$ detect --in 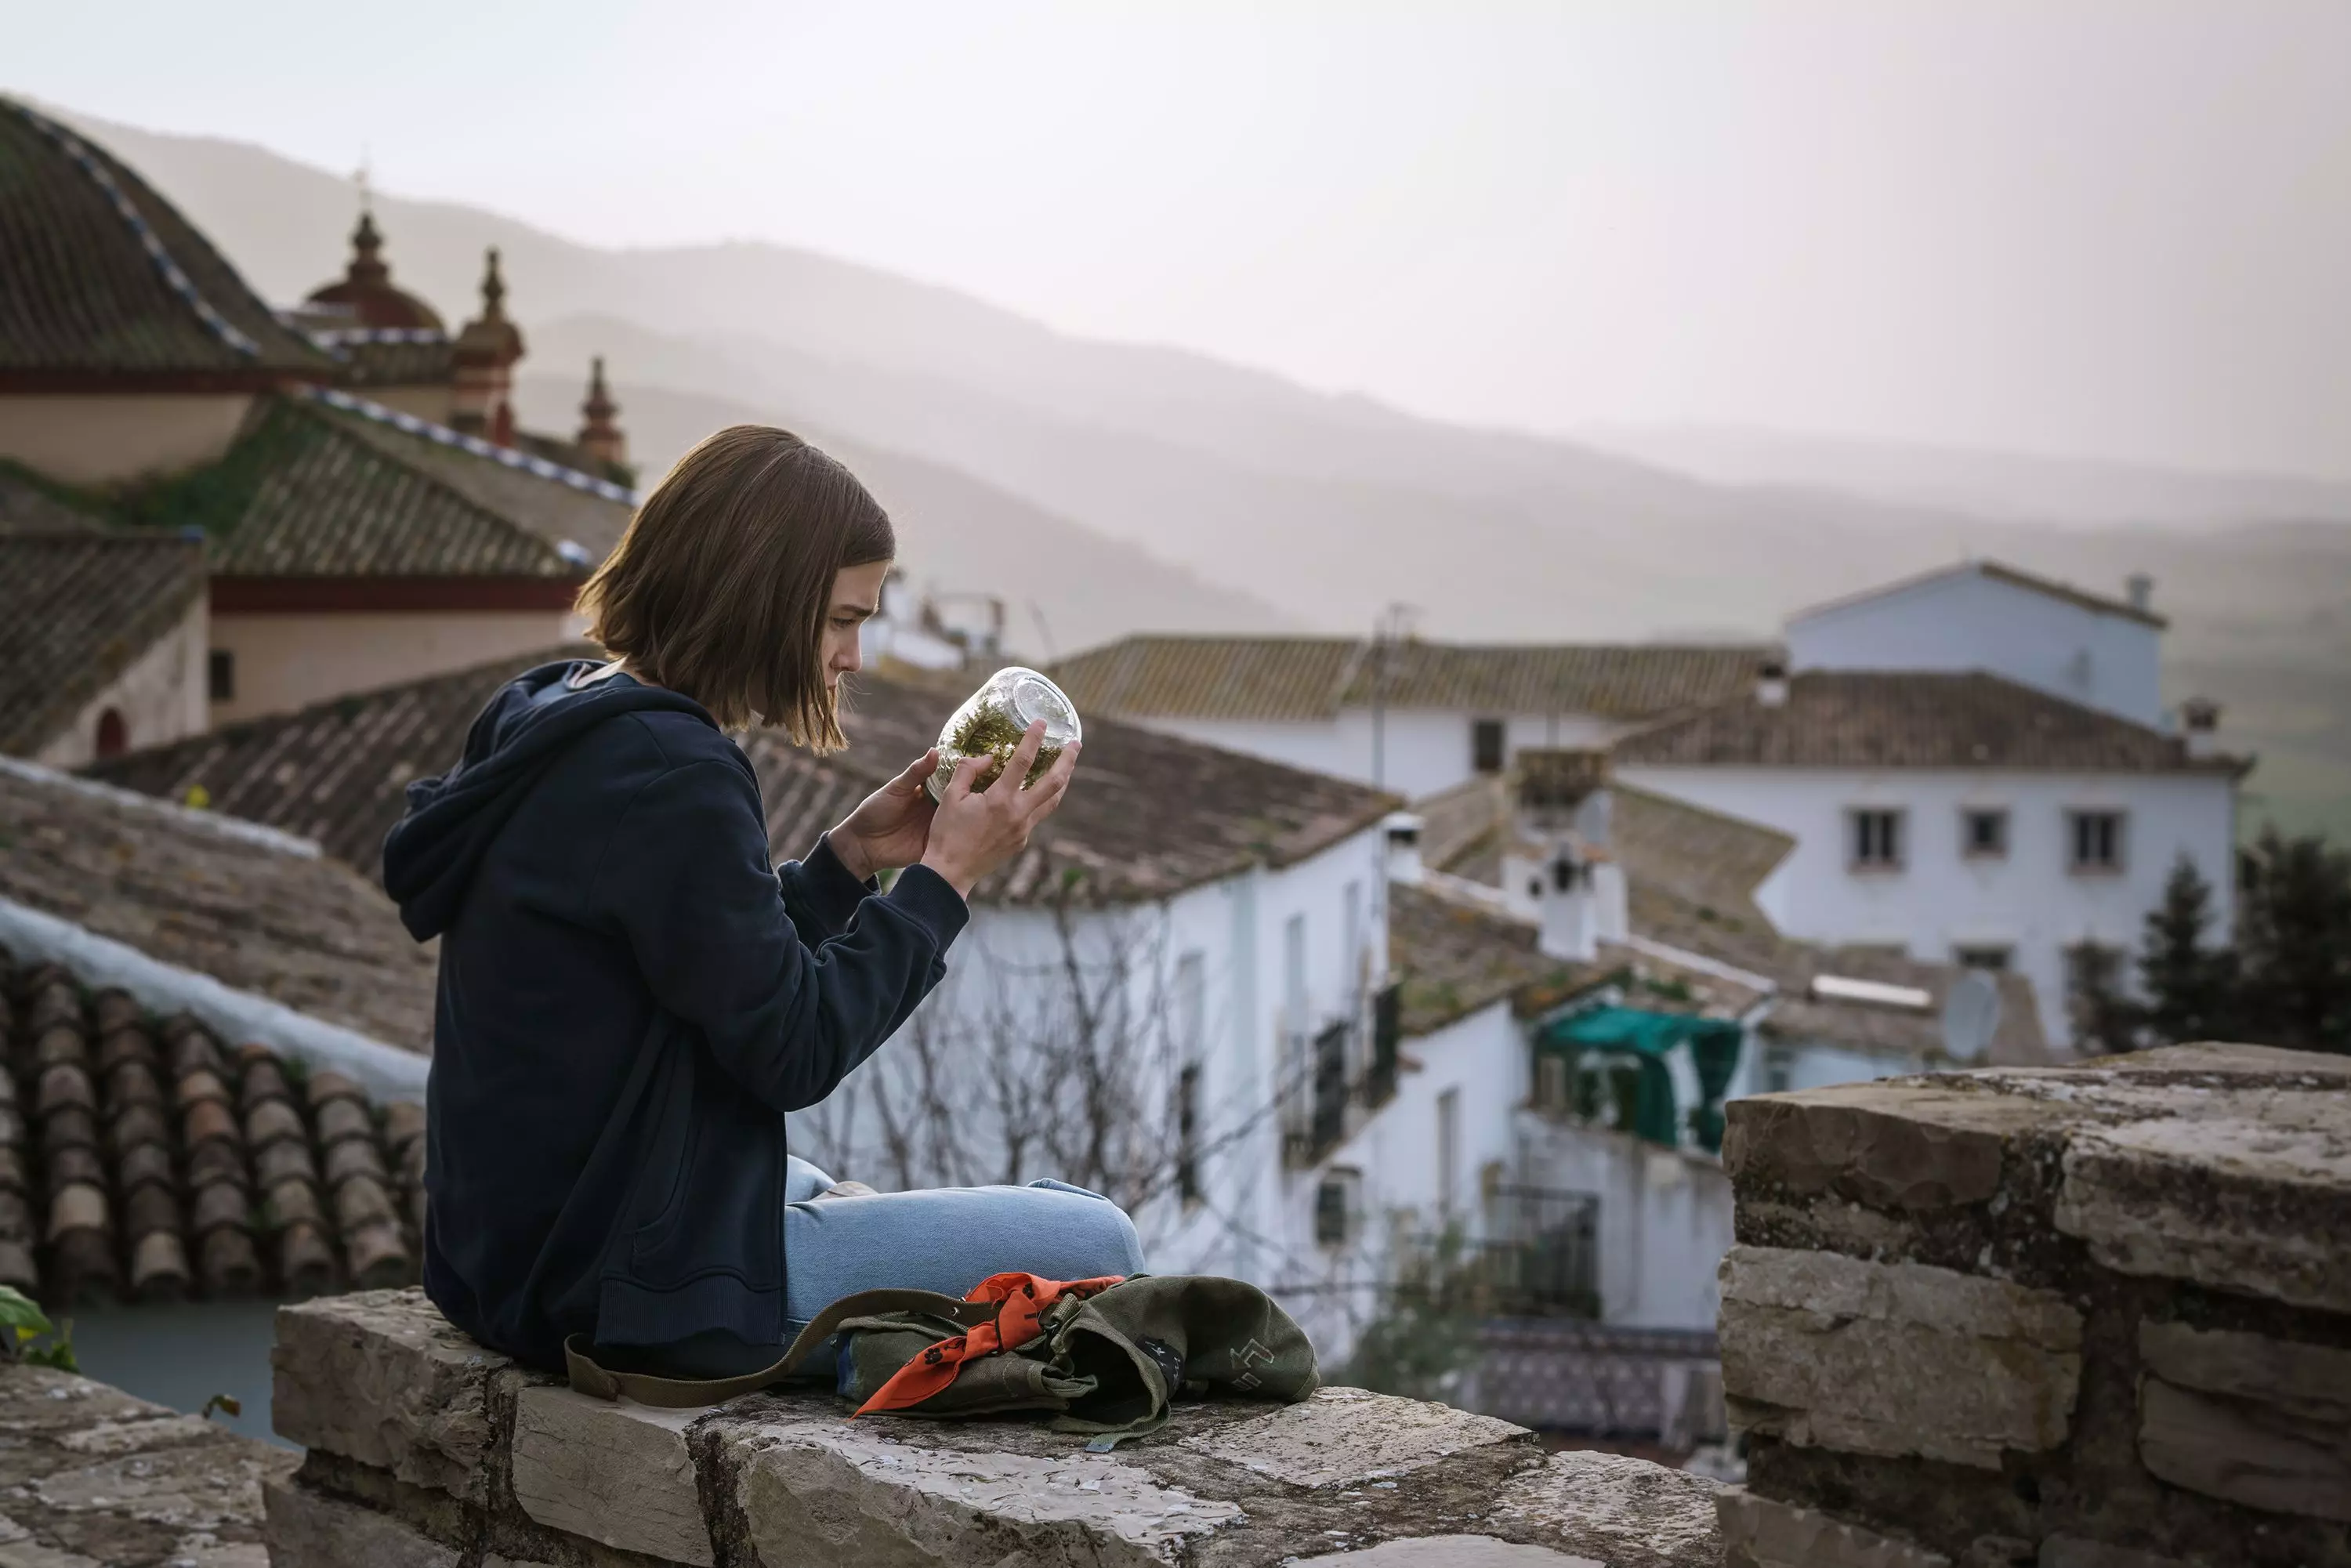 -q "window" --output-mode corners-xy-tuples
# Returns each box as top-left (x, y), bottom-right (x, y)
(1954, 945), (2012, 972)
(1962, 809), (2009, 860)
(1849, 809), (1905, 870)
(94, 709), (128, 759)
(1175, 1064), (1202, 1204)
(1536, 1054), (1569, 1111)
(2068, 810), (2126, 873)
(1342, 881), (1363, 1010)
(208, 649), (236, 703)
(1762, 1045), (1795, 1095)
(1472, 718), (1506, 775)
(1436, 1088), (1461, 1215)
(1315, 1168), (1360, 1248)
